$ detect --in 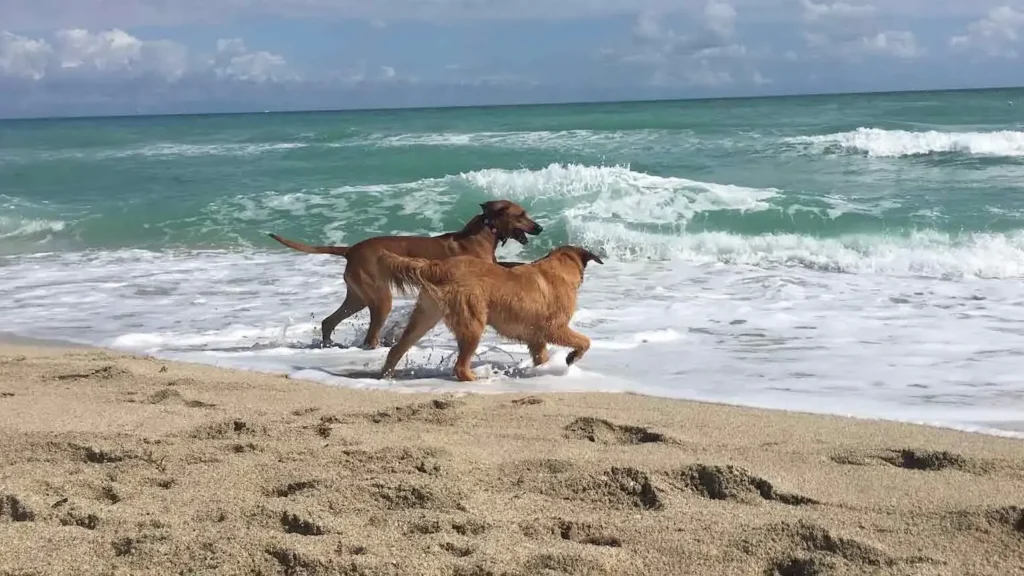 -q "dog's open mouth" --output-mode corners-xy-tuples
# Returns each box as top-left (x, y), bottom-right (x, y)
(512, 229), (530, 245)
